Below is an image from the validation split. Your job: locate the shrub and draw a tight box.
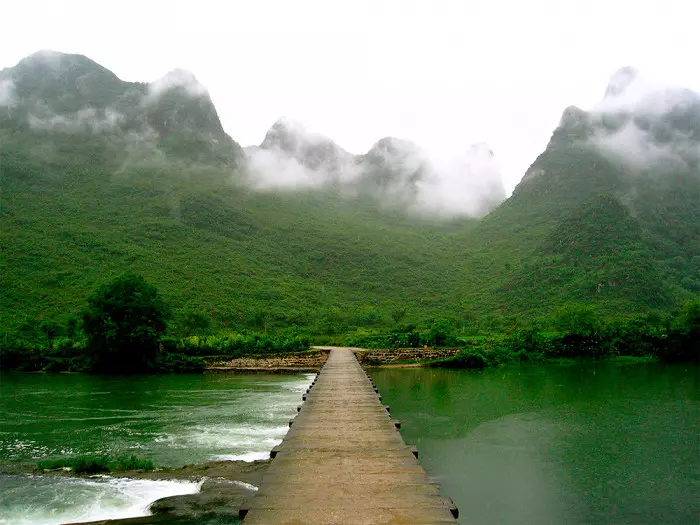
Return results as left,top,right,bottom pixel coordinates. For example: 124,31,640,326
37,455,154,473
38,456,110,474
553,303,599,336
433,349,488,369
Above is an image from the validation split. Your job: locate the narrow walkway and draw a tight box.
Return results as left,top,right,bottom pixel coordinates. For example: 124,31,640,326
242,348,457,524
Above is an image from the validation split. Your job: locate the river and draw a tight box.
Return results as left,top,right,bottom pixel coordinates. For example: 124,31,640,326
0,372,313,524
1,362,697,524
371,361,699,525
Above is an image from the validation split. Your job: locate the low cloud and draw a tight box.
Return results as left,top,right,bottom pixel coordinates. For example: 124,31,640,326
28,105,124,133
414,145,506,217
0,78,15,107
589,119,698,171
587,68,700,170
244,123,507,218
245,146,331,189
145,69,208,103
244,118,359,188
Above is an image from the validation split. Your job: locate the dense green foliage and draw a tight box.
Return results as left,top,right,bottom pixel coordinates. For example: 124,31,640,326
82,273,170,372
0,274,313,373
1,52,698,353
342,301,699,366
432,301,699,368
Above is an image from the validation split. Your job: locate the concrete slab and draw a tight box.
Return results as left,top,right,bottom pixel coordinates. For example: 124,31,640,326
242,348,456,525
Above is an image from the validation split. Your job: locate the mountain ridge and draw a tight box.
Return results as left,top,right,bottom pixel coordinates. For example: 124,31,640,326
1,55,698,335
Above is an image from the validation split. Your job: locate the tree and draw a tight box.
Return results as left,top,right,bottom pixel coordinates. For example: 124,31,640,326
553,303,599,336
390,307,407,325
182,311,211,336
40,321,61,350
65,316,79,338
427,318,453,347
83,274,170,372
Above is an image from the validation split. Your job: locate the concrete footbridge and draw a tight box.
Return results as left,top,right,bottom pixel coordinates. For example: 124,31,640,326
241,347,458,524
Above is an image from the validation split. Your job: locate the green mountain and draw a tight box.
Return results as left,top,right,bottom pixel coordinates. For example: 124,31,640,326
0,50,243,168
467,68,699,317
1,56,697,336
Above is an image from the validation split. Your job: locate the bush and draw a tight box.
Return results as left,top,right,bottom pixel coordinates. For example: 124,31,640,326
426,318,455,347
433,349,488,369
37,455,154,473
176,332,311,357
151,351,205,373
656,300,700,363
112,455,155,471
553,303,599,336
38,456,110,474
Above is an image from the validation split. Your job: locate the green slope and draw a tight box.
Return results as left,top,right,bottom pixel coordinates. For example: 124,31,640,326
0,142,475,333
1,55,698,336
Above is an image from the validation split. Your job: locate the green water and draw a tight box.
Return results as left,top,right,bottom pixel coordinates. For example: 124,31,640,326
0,372,312,524
1,364,697,524
371,362,699,525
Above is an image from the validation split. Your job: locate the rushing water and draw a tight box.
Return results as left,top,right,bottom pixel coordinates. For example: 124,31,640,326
0,372,313,525
370,361,699,525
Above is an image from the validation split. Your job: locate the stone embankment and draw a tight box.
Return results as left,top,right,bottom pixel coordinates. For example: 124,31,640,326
354,347,461,365
205,349,330,372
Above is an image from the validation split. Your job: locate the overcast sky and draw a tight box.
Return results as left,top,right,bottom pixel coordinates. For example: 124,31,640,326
1,0,697,192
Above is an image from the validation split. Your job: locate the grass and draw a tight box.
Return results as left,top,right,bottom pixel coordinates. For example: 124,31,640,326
37,455,155,474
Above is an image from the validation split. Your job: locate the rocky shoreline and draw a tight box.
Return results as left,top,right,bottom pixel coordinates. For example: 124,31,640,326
203,348,330,372
19,460,272,524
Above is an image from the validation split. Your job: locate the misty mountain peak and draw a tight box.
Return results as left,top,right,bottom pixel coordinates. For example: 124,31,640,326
259,117,350,171
604,67,639,98
368,137,423,159
1,50,243,167
20,50,95,69
9,50,121,90
260,117,332,150
148,69,208,98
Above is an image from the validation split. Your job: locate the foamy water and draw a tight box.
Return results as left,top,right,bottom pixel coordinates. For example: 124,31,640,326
0,475,201,525
0,372,314,524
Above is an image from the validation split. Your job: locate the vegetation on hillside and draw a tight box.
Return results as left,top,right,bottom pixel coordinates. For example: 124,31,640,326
346,301,700,366
1,53,698,361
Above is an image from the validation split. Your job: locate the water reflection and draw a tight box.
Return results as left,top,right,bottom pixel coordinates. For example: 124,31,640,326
371,362,699,525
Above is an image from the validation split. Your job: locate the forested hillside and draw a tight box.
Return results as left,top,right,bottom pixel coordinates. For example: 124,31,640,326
1,54,698,338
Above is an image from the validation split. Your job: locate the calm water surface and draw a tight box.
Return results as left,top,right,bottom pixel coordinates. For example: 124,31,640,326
0,372,312,524
371,362,699,525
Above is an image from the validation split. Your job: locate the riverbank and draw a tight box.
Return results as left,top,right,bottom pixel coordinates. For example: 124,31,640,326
354,347,461,366
204,348,329,372
1,455,273,525
21,460,270,525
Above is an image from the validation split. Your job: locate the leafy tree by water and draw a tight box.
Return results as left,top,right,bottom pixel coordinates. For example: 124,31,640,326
40,321,61,350
426,318,454,347
553,303,599,336
82,273,170,372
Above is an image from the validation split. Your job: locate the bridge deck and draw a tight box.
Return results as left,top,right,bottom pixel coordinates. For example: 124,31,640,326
242,348,457,524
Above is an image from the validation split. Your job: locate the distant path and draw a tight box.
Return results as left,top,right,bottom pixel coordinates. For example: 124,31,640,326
242,347,457,524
